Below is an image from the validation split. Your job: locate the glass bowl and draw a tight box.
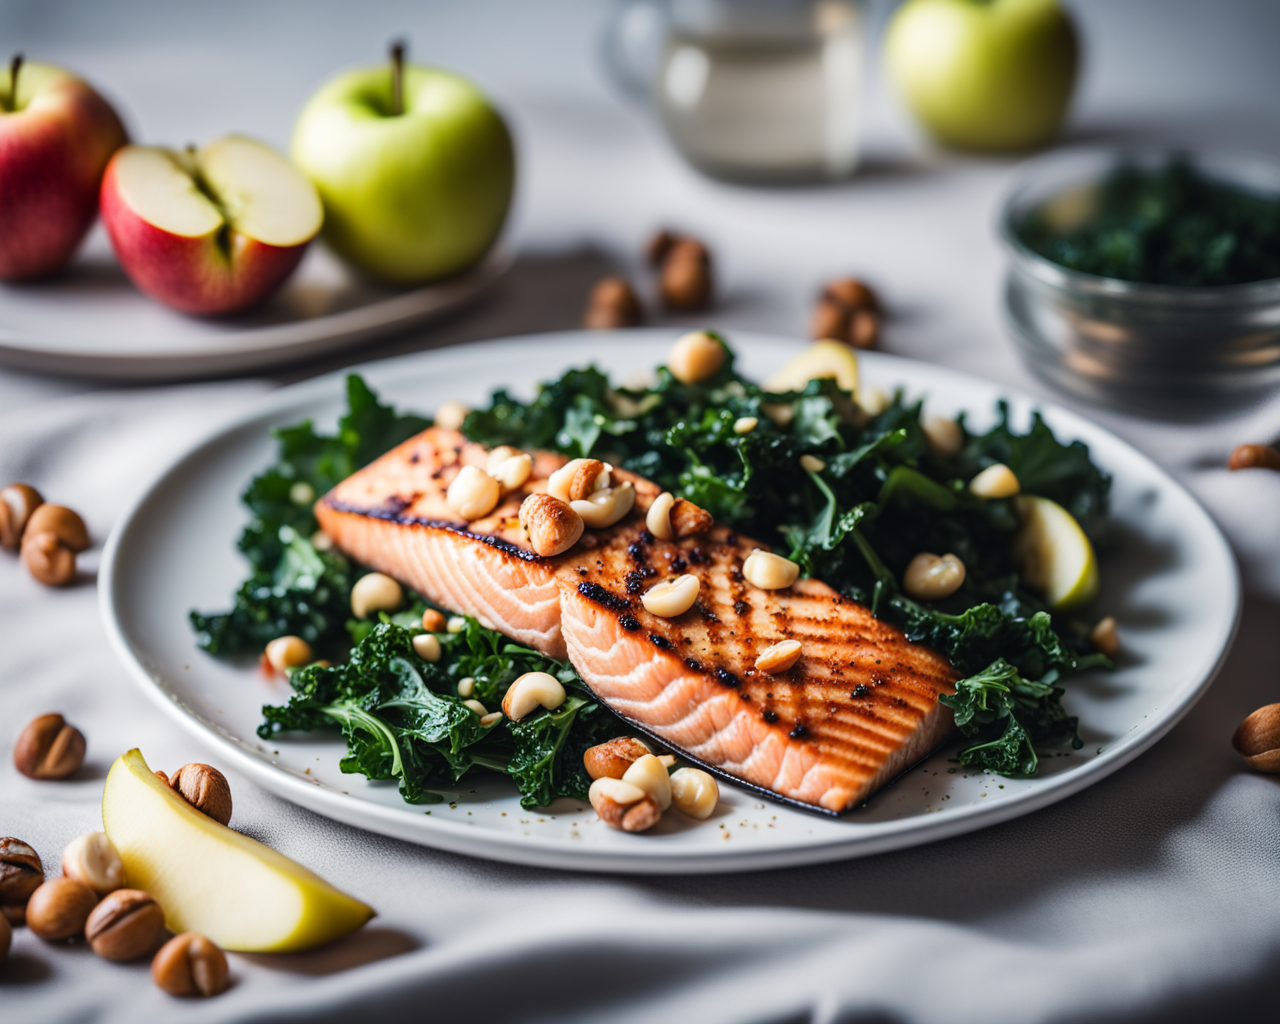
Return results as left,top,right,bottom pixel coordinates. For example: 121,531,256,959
999,146,1280,412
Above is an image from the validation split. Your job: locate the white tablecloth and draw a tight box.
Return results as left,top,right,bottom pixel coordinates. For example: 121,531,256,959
3,1,1280,1020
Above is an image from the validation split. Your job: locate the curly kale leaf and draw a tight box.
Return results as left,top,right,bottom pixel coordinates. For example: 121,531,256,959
260,620,618,809
940,659,1082,775
192,376,428,656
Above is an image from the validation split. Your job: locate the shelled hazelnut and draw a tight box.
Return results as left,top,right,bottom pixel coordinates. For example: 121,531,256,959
62,832,125,895
169,763,233,825
811,277,881,350
0,837,44,925
583,276,643,329
14,713,86,779
648,230,714,310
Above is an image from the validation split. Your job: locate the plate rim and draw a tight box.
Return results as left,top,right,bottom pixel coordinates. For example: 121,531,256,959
98,329,1243,873
0,245,510,381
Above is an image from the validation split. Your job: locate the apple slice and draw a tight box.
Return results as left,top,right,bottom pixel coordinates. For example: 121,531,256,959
102,749,372,952
764,340,859,395
100,136,322,315
1012,495,1100,611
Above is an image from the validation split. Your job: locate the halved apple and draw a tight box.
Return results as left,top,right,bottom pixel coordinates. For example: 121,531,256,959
1012,495,1100,611
764,340,859,395
100,136,322,315
102,749,372,952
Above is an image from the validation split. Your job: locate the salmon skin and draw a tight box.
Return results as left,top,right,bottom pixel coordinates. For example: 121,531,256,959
317,427,959,814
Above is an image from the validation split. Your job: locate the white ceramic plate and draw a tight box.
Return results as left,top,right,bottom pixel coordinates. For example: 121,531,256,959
100,329,1240,873
0,226,508,381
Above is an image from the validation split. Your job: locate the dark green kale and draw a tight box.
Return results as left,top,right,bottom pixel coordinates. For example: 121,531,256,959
462,345,1113,777
1018,158,1280,286
259,618,617,809
190,376,428,656
939,659,1081,775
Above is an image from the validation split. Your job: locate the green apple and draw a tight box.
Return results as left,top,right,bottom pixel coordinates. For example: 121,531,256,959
291,47,514,285
884,0,1078,152
102,749,373,952
1012,495,1099,611
765,340,859,394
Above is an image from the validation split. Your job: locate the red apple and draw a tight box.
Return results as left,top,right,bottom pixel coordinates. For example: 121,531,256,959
100,136,323,316
0,56,128,280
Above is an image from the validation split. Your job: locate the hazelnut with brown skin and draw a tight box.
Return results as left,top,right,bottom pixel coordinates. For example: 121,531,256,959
0,483,43,551
583,737,653,780
811,277,882,350
152,932,230,997
660,238,713,310
26,876,98,941
20,504,89,586
1233,703,1280,773
85,889,166,961
1228,444,1280,471
169,763,233,826
14,713,86,780
583,277,643,329
0,837,44,925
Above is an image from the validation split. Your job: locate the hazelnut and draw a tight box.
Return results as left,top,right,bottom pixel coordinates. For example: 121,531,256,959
810,297,850,343
1227,444,1280,471
26,876,98,940
0,837,44,925
518,493,584,557
421,608,447,632
1232,703,1280,774
812,277,882,350
847,309,880,350
62,832,125,896
824,277,880,313
85,889,166,961
583,737,653,780
169,763,233,825
583,277,643,329
0,482,43,551
23,503,89,552
660,238,713,310
21,530,77,586
668,498,713,538
152,931,230,998
14,713,86,779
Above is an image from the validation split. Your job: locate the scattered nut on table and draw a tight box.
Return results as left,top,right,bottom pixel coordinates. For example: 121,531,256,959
14,712,86,780
152,931,230,998
20,504,89,586
62,832,125,895
648,230,714,310
26,876,98,941
583,276,643,329
1227,443,1280,471
811,277,881,350
1232,703,1280,774
0,837,44,925
85,889,167,961
0,482,43,551
169,763,233,825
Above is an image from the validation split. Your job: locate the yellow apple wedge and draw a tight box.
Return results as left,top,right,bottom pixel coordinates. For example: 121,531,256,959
1012,495,1100,611
765,340,859,394
102,749,373,952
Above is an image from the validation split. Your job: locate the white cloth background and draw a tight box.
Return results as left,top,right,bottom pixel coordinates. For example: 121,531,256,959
2,1,1280,1021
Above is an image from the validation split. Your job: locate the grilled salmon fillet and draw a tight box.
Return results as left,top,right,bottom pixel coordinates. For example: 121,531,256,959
316,427,959,813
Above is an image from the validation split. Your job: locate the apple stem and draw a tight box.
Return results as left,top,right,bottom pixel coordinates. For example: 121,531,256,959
390,40,405,116
7,53,21,111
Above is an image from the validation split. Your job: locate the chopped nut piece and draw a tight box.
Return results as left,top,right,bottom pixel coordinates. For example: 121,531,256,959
755,639,803,674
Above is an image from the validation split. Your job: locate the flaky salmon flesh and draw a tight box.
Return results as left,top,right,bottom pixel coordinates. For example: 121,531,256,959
316,427,959,814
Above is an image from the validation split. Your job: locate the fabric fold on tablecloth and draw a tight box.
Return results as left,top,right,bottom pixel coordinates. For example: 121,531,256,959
1,379,1277,1024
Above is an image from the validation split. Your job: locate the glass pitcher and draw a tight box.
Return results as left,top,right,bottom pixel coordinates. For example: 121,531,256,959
603,0,868,182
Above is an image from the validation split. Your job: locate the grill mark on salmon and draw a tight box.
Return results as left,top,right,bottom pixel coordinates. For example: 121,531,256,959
316,427,959,814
